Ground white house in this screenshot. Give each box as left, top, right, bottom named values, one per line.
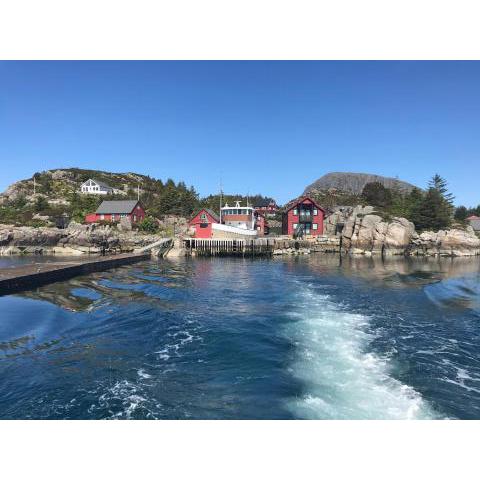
left=80, top=178, right=124, bottom=195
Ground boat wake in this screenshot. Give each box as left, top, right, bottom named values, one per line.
left=285, top=284, right=440, bottom=419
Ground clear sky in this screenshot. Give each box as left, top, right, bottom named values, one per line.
left=0, top=61, right=479, bottom=206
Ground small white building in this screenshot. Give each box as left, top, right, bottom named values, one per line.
left=80, top=178, right=125, bottom=195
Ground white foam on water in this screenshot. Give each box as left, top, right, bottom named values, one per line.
left=285, top=286, right=440, bottom=420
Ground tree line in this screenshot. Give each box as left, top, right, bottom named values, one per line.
left=361, top=174, right=458, bottom=231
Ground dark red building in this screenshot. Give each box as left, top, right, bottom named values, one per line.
left=85, top=200, right=146, bottom=224
left=254, top=200, right=278, bottom=216
left=188, top=208, right=220, bottom=238
left=282, top=196, right=325, bottom=237
left=254, top=211, right=269, bottom=235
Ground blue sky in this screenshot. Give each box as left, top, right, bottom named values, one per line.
left=0, top=61, right=479, bottom=206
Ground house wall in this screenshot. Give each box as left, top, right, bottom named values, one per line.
left=189, top=210, right=218, bottom=238
left=84, top=204, right=145, bottom=224
left=282, top=198, right=324, bottom=236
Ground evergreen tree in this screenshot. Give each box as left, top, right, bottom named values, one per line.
left=34, top=195, right=49, bottom=213
left=429, top=174, right=455, bottom=207
left=361, top=182, right=392, bottom=208
left=454, top=206, right=468, bottom=221
left=411, top=187, right=452, bottom=231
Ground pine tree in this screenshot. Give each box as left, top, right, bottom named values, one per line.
left=411, top=187, right=452, bottom=231
left=361, top=182, right=393, bottom=208
left=428, top=174, right=455, bottom=207
left=454, top=206, right=468, bottom=221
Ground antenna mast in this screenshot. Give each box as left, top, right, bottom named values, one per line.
left=219, top=176, right=223, bottom=223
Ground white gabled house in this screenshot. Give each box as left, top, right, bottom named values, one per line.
left=80, top=178, right=125, bottom=195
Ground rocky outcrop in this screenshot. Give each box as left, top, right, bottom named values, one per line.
left=304, top=172, right=417, bottom=196
left=0, top=222, right=162, bottom=255
left=336, top=207, right=479, bottom=257
left=409, top=227, right=480, bottom=257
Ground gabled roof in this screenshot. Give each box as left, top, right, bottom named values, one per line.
left=191, top=208, right=220, bottom=223
left=81, top=178, right=113, bottom=190
left=283, top=195, right=325, bottom=213
left=467, top=215, right=480, bottom=221
left=96, top=200, right=140, bottom=214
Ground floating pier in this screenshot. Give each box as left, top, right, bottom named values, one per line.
left=0, top=252, right=151, bottom=296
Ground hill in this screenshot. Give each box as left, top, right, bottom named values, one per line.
left=0, top=168, right=200, bottom=226
left=303, top=172, right=417, bottom=197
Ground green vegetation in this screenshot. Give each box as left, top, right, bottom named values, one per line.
left=199, top=194, right=274, bottom=213
left=353, top=174, right=456, bottom=231
left=138, top=216, right=159, bottom=233
left=0, top=168, right=276, bottom=228
left=361, top=182, right=392, bottom=209
left=454, top=204, right=480, bottom=220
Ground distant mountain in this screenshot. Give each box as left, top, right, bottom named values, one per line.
left=303, top=172, right=418, bottom=196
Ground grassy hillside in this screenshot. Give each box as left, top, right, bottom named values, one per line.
left=0, top=168, right=199, bottom=226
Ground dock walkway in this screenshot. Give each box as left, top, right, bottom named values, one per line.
left=0, top=252, right=150, bottom=296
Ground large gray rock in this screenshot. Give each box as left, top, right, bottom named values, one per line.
left=335, top=206, right=460, bottom=256
left=409, top=227, right=480, bottom=256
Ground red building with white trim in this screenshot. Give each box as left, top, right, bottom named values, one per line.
left=188, top=208, right=220, bottom=238
left=282, top=196, right=325, bottom=237
left=85, top=200, right=146, bottom=224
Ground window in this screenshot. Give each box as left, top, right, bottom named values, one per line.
left=200, top=213, right=207, bottom=221
left=293, top=223, right=298, bottom=229
left=313, top=209, right=318, bottom=215
left=293, top=208, right=298, bottom=215
left=111, top=214, right=115, bottom=221
left=133, top=214, right=137, bottom=222
left=313, top=223, right=318, bottom=230
left=100, top=214, right=104, bottom=220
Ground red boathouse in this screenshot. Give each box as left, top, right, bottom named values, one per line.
left=188, top=208, right=220, bottom=238
left=85, top=200, right=146, bottom=224
left=282, top=196, right=325, bottom=237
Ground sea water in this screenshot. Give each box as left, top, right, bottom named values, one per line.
left=0, top=254, right=479, bottom=419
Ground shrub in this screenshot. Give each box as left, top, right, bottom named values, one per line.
left=138, top=216, right=158, bottom=233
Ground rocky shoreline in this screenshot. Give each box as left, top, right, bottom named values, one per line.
left=0, top=222, right=161, bottom=256
left=1, top=204, right=479, bottom=258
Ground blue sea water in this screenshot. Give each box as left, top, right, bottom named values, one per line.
left=0, top=255, right=479, bottom=419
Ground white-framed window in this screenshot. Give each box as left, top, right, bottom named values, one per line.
left=200, top=213, right=207, bottom=221
left=100, top=214, right=104, bottom=220
left=313, top=223, right=318, bottom=230
left=313, top=209, right=318, bottom=215
left=293, top=208, right=298, bottom=215
left=133, top=214, right=137, bottom=222
left=111, top=214, right=115, bottom=221
left=293, top=223, right=298, bottom=229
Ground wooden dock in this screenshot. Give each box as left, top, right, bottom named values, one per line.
left=184, top=237, right=276, bottom=256
left=0, top=252, right=151, bottom=296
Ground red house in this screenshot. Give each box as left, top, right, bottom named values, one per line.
left=254, top=200, right=278, bottom=216
left=85, top=200, right=146, bottom=224
left=282, top=196, right=325, bottom=237
left=255, top=211, right=269, bottom=235
left=188, top=208, right=220, bottom=238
